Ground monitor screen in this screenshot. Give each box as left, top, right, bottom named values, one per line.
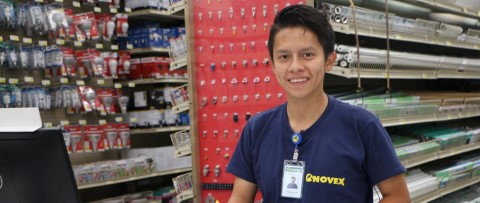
left=0, top=128, right=81, bottom=202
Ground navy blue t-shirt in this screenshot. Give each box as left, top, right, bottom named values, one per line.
left=226, top=96, right=406, bottom=202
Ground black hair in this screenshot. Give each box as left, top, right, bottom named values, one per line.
left=267, top=4, right=335, bottom=62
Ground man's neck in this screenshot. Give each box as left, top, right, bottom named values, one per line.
left=287, top=93, right=329, bottom=133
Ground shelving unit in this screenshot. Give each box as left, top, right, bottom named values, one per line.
left=401, top=143, right=480, bottom=169
left=381, top=109, right=480, bottom=127
left=118, top=78, right=188, bottom=86
left=411, top=177, right=480, bottom=203
left=129, top=47, right=171, bottom=55
left=130, top=125, right=189, bottom=135
left=329, top=66, right=480, bottom=79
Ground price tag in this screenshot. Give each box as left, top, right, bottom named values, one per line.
left=74, top=41, right=82, bottom=47
left=445, top=40, right=452, bottom=46
left=474, top=45, right=479, bottom=49
left=125, top=7, right=132, bottom=13
left=421, top=74, right=429, bottom=79
left=462, top=7, right=468, bottom=13
left=97, top=79, right=105, bottom=85
left=23, top=38, right=33, bottom=44
left=44, top=123, right=53, bottom=128
left=41, top=80, right=51, bottom=86
left=55, top=0, right=63, bottom=2
left=115, top=117, right=124, bottom=122
left=24, top=77, right=34, bottom=83
left=72, top=1, right=81, bottom=7
left=128, top=82, right=135, bottom=87
left=10, top=35, right=19, bottom=41
left=96, top=43, right=104, bottom=49
left=8, top=78, right=18, bottom=84
left=0, top=78, right=5, bottom=83
left=79, top=120, right=87, bottom=125
left=99, top=120, right=107, bottom=125
left=110, top=8, right=118, bottom=13
left=94, top=7, right=102, bottom=13
left=111, top=45, right=119, bottom=50
left=60, top=78, right=69, bottom=84
left=448, top=115, right=454, bottom=120
left=76, top=80, right=85, bottom=86
left=60, top=120, right=70, bottom=126
left=34, top=0, right=43, bottom=2
left=114, top=83, right=122, bottom=88
left=130, top=117, right=138, bottom=123
left=127, top=44, right=134, bottom=50
left=56, top=39, right=65, bottom=45
left=39, top=40, right=48, bottom=46
left=0, top=36, right=3, bottom=42
left=395, top=34, right=402, bottom=40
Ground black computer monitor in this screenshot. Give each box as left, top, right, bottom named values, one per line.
left=0, top=128, right=81, bottom=202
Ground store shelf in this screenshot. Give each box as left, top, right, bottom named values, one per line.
left=329, top=66, right=480, bottom=80
left=130, top=126, right=190, bottom=135
left=170, top=57, right=187, bottom=71
left=176, top=189, right=194, bottom=202
left=411, top=177, right=480, bottom=203
left=118, top=78, right=188, bottom=86
left=130, top=47, right=171, bottom=55
left=77, top=167, right=192, bottom=190
left=332, top=22, right=480, bottom=51
left=128, top=1, right=185, bottom=21
left=401, top=143, right=480, bottom=169
left=415, top=0, right=480, bottom=19
left=172, top=102, right=190, bottom=113
left=381, top=110, right=480, bottom=127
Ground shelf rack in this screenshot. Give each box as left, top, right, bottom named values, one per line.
left=329, top=66, right=480, bottom=80
left=401, top=143, right=480, bottom=169
left=411, top=176, right=480, bottom=203
left=130, top=126, right=190, bottom=135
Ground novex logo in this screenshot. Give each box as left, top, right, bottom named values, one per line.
left=305, top=173, right=345, bottom=186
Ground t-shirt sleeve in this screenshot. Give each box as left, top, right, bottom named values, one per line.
left=226, top=121, right=257, bottom=184
left=362, top=118, right=406, bottom=185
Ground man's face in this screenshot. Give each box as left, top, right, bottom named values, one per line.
left=271, top=27, right=336, bottom=101
left=291, top=177, right=295, bottom=183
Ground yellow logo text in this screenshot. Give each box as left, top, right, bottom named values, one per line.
left=305, top=173, right=345, bottom=186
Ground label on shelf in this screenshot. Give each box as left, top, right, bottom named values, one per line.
left=55, top=0, right=63, bottom=2
left=0, top=78, right=5, bottom=83
left=60, top=78, right=69, bottom=84
left=10, top=35, right=19, bottom=41
left=79, top=120, right=87, bottom=125
left=114, top=83, right=122, bottom=88
left=72, top=1, right=80, bottom=7
left=74, top=41, right=82, bottom=47
left=99, top=120, right=107, bottom=125
left=395, top=34, right=402, bottom=40
left=477, top=11, right=480, bottom=16
left=38, top=40, right=48, bottom=46
left=115, top=117, right=123, bottom=122
left=128, top=82, right=135, bottom=87
left=8, top=78, right=18, bottom=84
left=110, top=8, right=118, bottom=13
left=130, top=117, right=138, bottom=123
left=23, top=38, right=32, bottom=44
left=44, top=123, right=53, bottom=128
left=41, top=80, right=51, bottom=86
left=127, top=44, right=133, bottom=50
left=56, top=39, right=65, bottom=45
left=0, top=36, right=3, bottom=42
left=96, top=43, right=104, bottom=49
left=60, top=120, right=70, bottom=126
left=34, top=0, right=43, bottom=2
left=445, top=40, right=452, bottom=46
left=24, top=77, right=34, bottom=83
left=125, top=7, right=132, bottom=12
left=421, top=74, right=430, bottom=79
left=97, top=79, right=105, bottom=85
left=76, top=80, right=85, bottom=86
left=94, top=7, right=102, bottom=13
left=111, top=45, right=119, bottom=50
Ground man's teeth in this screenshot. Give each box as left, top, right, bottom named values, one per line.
left=290, top=78, right=307, bottom=83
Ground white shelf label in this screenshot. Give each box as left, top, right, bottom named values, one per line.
left=0, top=78, right=5, bottom=83
left=114, top=83, right=122, bottom=88
left=55, top=0, right=63, bottom=2
left=10, top=35, right=19, bottom=41
left=74, top=41, right=82, bottom=47
left=128, top=82, right=135, bottom=87
left=97, top=79, right=105, bottom=85
left=34, top=0, right=43, bottom=2
left=38, top=40, right=48, bottom=46
left=79, top=120, right=87, bottom=125
left=99, top=119, right=107, bottom=125
left=24, top=77, right=34, bottom=83
left=60, top=120, right=70, bottom=126
left=41, top=80, right=51, bottom=86
left=115, top=117, right=124, bottom=122
left=0, top=36, right=3, bottom=42
left=110, top=8, right=118, bottom=13
left=44, top=123, right=53, bottom=128
left=8, top=78, right=18, bottom=84
left=127, top=44, right=134, bottom=50
left=23, top=38, right=33, bottom=44
left=125, top=7, right=132, bottom=12
left=76, top=80, right=85, bottom=86
left=94, top=7, right=102, bottom=13
left=60, top=78, right=69, bottom=84
left=111, top=45, right=119, bottom=50
left=56, top=39, right=65, bottom=45
left=73, top=1, right=81, bottom=7
left=96, top=43, right=104, bottom=49
left=130, top=117, right=138, bottom=123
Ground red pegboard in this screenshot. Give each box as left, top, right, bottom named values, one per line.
left=193, top=0, right=306, bottom=202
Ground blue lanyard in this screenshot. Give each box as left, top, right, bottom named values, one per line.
left=290, top=132, right=302, bottom=161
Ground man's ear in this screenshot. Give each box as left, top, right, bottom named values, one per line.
left=324, top=52, right=337, bottom=72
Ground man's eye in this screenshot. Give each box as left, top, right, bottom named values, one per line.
left=303, top=53, right=314, bottom=58
left=279, top=55, right=289, bottom=60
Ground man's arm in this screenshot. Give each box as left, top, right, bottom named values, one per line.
left=228, top=176, right=258, bottom=203
left=378, top=173, right=410, bottom=203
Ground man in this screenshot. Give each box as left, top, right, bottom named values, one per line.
left=226, top=4, right=410, bottom=203
left=287, top=177, right=298, bottom=189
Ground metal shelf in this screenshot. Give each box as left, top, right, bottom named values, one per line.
left=381, top=110, right=480, bottom=127
left=77, top=167, right=192, bottom=190
left=129, top=47, right=171, bottom=55
left=411, top=177, right=480, bottom=203
left=172, top=102, right=189, bottom=113
left=118, top=78, right=188, bottom=86
left=415, top=0, right=480, bottom=19
left=401, top=143, right=480, bottom=169
left=130, top=125, right=190, bottom=135
left=170, top=57, right=187, bottom=71
left=329, top=66, right=480, bottom=80
left=128, top=1, right=185, bottom=22
left=332, top=22, right=480, bottom=51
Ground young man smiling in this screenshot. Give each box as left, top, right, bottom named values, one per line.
left=226, top=4, right=410, bottom=203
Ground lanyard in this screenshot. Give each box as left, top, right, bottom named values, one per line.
left=290, top=132, right=302, bottom=161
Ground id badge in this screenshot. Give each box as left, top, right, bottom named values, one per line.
left=281, top=160, right=305, bottom=199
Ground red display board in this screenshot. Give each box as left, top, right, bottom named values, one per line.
left=193, top=0, right=305, bottom=201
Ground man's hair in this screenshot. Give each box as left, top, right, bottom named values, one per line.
left=267, top=4, right=335, bottom=62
